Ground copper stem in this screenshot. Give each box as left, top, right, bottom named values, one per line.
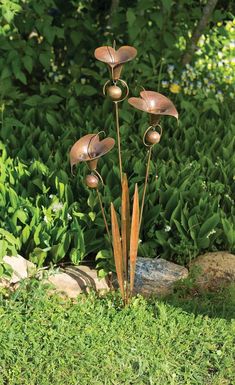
left=114, top=101, right=123, bottom=181
left=139, top=146, right=152, bottom=229
left=96, top=189, right=111, bottom=241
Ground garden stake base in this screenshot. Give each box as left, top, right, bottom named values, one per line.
left=111, top=174, right=139, bottom=303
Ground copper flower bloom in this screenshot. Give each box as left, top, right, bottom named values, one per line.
left=128, top=90, right=178, bottom=122
left=70, top=133, right=115, bottom=172
left=94, top=45, right=137, bottom=81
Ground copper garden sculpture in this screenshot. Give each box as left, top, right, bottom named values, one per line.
left=69, top=43, right=178, bottom=304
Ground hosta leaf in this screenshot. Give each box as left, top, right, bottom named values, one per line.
left=0, top=240, right=7, bottom=258
left=173, top=219, right=187, bottom=238
left=144, top=205, right=161, bottom=226
left=96, top=249, right=111, bottom=260
left=188, top=214, right=199, bottom=241
left=29, top=247, right=49, bottom=267
left=198, top=213, right=220, bottom=239
left=155, top=230, right=168, bottom=246
left=196, top=237, right=210, bottom=249
left=21, top=225, right=30, bottom=244
left=22, top=55, right=33, bottom=74
left=221, top=218, right=234, bottom=247
left=170, top=200, right=181, bottom=226
left=8, top=188, right=19, bottom=208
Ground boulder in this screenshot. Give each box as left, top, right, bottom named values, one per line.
left=134, top=257, right=188, bottom=296
left=48, top=265, right=110, bottom=298
left=189, top=251, right=235, bottom=290
left=2, top=255, right=36, bottom=284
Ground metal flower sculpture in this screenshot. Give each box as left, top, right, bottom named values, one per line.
left=94, top=44, right=137, bottom=81
left=95, top=42, right=137, bottom=180
left=70, top=42, right=178, bottom=305
left=128, top=90, right=178, bottom=225
left=70, top=133, right=115, bottom=172
left=70, top=133, right=115, bottom=241
left=128, top=90, right=178, bottom=124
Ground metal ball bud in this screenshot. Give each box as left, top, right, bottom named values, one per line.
left=85, top=174, right=99, bottom=189
left=107, top=85, right=122, bottom=101
left=145, top=130, right=161, bottom=145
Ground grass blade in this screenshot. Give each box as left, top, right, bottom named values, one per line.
left=111, top=202, right=125, bottom=300
left=129, top=184, right=139, bottom=296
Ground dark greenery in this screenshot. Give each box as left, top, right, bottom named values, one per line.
left=0, top=280, right=234, bottom=385
left=0, top=0, right=234, bottom=273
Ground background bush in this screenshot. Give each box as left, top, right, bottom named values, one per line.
left=0, top=0, right=234, bottom=274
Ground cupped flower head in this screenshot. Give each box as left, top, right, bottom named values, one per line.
left=70, top=133, right=115, bottom=173
left=128, top=90, right=178, bottom=122
left=94, top=45, right=137, bottom=81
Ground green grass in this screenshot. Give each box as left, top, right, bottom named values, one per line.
left=0, top=281, right=234, bottom=385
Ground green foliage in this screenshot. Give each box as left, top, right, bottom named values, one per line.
left=0, top=141, right=88, bottom=267
left=0, top=281, right=234, bottom=384
left=162, top=19, right=235, bottom=101
left=0, top=0, right=234, bottom=272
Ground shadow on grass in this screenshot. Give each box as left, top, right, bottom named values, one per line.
left=161, top=283, right=235, bottom=321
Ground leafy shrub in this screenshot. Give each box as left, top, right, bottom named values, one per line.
left=162, top=19, right=235, bottom=105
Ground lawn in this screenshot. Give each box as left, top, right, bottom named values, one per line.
left=0, top=281, right=234, bottom=385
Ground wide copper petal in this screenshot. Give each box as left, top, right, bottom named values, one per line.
left=140, top=90, right=178, bottom=119
left=94, top=45, right=137, bottom=66
left=94, top=46, right=118, bottom=66
left=70, top=134, right=99, bottom=169
left=116, top=46, right=137, bottom=64
left=92, top=137, right=115, bottom=158
left=128, top=97, right=149, bottom=113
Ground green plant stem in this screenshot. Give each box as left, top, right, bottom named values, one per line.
left=114, top=101, right=123, bottom=182
left=139, top=147, right=152, bottom=229
left=96, top=189, right=111, bottom=241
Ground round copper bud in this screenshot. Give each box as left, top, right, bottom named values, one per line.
left=107, top=85, right=122, bottom=101
left=145, top=130, right=161, bottom=145
left=85, top=174, right=99, bottom=189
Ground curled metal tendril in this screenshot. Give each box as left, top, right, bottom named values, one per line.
left=103, top=79, right=129, bottom=103
left=93, top=169, right=104, bottom=186
left=87, top=130, right=106, bottom=158
left=85, top=162, right=104, bottom=186
left=142, top=124, right=163, bottom=147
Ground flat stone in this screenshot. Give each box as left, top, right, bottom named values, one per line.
left=64, top=265, right=110, bottom=293
left=47, top=265, right=110, bottom=298
left=48, top=273, right=83, bottom=298
left=190, top=251, right=235, bottom=290
left=134, top=257, right=188, bottom=296
left=2, top=255, right=36, bottom=284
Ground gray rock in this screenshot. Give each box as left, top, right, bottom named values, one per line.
left=189, top=251, right=235, bottom=290
left=47, top=265, right=110, bottom=298
left=2, top=255, right=36, bottom=284
left=134, top=257, right=188, bottom=295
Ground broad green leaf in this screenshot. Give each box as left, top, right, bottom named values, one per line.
left=22, top=56, right=33, bottom=73
left=29, top=247, right=49, bottom=267
left=198, top=214, right=220, bottom=239
left=221, top=218, right=234, bottom=247
left=96, top=249, right=111, bottom=260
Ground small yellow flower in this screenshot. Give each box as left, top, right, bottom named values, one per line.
left=169, top=83, right=181, bottom=94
